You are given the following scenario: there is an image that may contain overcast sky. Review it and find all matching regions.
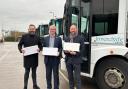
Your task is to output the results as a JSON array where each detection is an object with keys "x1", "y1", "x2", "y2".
[{"x1": 0, "y1": 0, "x2": 66, "y2": 32}]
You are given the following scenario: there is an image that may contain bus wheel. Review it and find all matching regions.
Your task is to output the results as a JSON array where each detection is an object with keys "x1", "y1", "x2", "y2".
[{"x1": 95, "y1": 58, "x2": 128, "y2": 89}]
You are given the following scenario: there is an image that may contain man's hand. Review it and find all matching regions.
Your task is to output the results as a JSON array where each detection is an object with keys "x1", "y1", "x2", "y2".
[
  {"x1": 64, "y1": 50, "x2": 70, "y2": 53},
  {"x1": 57, "y1": 52, "x2": 60, "y2": 56},
  {"x1": 21, "y1": 49, "x2": 25, "y2": 54},
  {"x1": 70, "y1": 51, "x2": 76, "y2": 55},
  {"x1": 37, "y1": 48, "x2": 40, "y2": 52}
]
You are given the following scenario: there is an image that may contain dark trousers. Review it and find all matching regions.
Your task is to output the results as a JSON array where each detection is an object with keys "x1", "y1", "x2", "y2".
[
  {"x1": 66, "y1": 63, "x2": 81, "y2": 89},
  {"x1": 24, "y1": 67, "x2": 37, "y2": 88},
  {"x1": 45, "y1": 63, "x2": 59, "y2": 89}
]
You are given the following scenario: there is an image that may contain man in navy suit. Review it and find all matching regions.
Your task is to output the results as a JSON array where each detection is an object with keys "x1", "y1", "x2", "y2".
[{"x1": 42, "y1": 25, "x2": 62, "y2": 89}]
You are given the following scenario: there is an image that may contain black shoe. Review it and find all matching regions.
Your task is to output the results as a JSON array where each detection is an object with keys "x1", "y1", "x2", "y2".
[
  {"x1": 24, "y1": 86, "x2": 27, "y2": 89},
  {"x1": 33, "y1": 85, "x2": 40, "y2": 89}
]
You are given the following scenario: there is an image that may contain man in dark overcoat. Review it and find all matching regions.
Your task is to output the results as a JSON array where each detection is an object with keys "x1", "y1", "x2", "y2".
[
  {"x1": 64, "y1": 24, "x2": 84, "y2": 89},
  {"x1": 18, "y1": 24, "x2": 42, "y2": 89}
]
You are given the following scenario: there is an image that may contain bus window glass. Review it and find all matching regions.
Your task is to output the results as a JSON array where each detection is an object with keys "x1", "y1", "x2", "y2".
[
  {"x1": 58, "y1": 19, "x2": 63, "y2": 36},
  {"x1": 72, "y1": 0, "x2": 79, "y2": 7},
  {"x1": 80, "y1": 0, "x2": 91, "y2": 73},
  {"x1": 81, "y1": 0, "x2": 90, "y2": 41},
  {"x1": 59, "y1": 22, "x2": 63, "y2": 35},
  {"x1": 72, "y1": 14, "x2": 78, "y2": 26},
  {"x1": 63, "y1": 0, "x2": 80, "y2": 36},
  {"x1": 95, "y1": 22, "x2": 108, "y2": 35},
  {"x1": 56, "y1": 22, "x2": 59, "y2": 35},
  {"x1": 81, "y1": 17, "x2": 88, "y2": 33},
  {"x1": 92, "y1": 0, "x2": 119, "y2": 36},
  {"x1": 71, "y1": 0, "x2": 79, "y2": 25},
  {"x1": 40, "y1": 25, "x2": 44, "y2": 37},
  {"x1": 44, "y1": 25, "x2": 49, "y2": 35}
]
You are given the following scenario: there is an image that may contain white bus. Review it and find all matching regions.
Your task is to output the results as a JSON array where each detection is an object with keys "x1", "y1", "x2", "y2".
[
  {"x1": 0, "y1": 32, "x2": 4, "y2": 43},
  {"x1": 61, "y1": 0, "x2": 128, "y2": 89}
]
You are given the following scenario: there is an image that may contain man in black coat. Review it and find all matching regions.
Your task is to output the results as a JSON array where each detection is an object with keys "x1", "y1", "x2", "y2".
[
  {"x1": 64, "y1": 24, "x2": 84, "y2": 89},
  {"x1": 43, "y1": 25, "x2": 62, "y2": 89},
  {"x1": 18, "y1": 24, "x2": 42, "y2": 89}
]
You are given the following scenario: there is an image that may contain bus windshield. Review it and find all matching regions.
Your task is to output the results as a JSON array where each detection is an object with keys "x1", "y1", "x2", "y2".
[
  {"x1": 71, "y1": 0, "x2": 80, "y2": 26},
  {"x1": 71, "y1": 0, "x2": 90, "y2": 35},
  {"x1": 63, "y1": 0, "x2": 90, "y2": 37}
]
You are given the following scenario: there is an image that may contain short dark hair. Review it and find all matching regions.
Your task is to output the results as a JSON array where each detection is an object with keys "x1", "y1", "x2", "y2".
[{"x1": 29, "y1": 24, "x2": 36, "y2": 28}]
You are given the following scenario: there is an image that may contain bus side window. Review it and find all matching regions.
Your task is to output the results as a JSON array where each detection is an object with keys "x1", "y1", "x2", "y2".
[{"x1": 92, "y1": 0, "x2": 119, "y2": 36}]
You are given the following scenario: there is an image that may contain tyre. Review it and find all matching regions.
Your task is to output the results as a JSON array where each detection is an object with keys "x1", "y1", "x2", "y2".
[{"x1": 95, "y1": 58, "x2": 128, "y2": 89}]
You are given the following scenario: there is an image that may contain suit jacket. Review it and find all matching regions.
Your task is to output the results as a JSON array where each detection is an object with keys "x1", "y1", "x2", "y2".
[
  {"x1": 64, "y1": 35, "x2": 84, "y2": 64},
  {"x1": 43, "y1": 35, "x2": 62, "y2": 65},
  {"x1": 18, "y1": 33, "x2": 42, "y2": 68}
]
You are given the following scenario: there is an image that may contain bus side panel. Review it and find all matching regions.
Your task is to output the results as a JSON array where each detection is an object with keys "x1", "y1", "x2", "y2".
[{"x1": 90, "y1": 45, "x2": 128, "y2": 76}]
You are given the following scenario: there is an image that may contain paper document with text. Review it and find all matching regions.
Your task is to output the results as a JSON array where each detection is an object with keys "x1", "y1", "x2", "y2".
[
  {"x1": 63, "y1": 42, "x2": 80, "y2": 52},
  {"x1": 42, "y1": 47, "x2": 58, "y2": 56},
  {"x1": 23, "y1": 45, "x2": 39, "y2": 56}
]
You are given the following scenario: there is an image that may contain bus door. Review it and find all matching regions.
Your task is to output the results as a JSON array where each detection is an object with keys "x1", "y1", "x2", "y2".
[
  {"x1": 71, "y1": 0, "x2": 91, "y2": 73},
  {"x1": 80, "y1": 0, "x2": 91, "y2": 74}
]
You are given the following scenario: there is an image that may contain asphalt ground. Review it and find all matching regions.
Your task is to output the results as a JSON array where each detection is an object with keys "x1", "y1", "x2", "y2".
[{"x1": 0, "y1": 42, "x2": 99, "y2": 89}]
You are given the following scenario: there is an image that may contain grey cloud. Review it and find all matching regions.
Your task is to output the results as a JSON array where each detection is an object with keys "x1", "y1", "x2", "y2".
[{"x1": 0, "y1": 0, "x2": 66, "y2": 32}]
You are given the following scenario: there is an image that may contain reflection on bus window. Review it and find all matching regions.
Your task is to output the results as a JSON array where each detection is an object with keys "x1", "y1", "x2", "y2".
[{"x1": 72, "y1": 14, "x2": 78, "y2": 26}]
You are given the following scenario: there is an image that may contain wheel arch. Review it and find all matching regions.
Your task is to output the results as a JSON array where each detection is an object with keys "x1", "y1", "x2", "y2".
[{"x1": 93, "y1": 55, "x2": 128, "y2": 78}]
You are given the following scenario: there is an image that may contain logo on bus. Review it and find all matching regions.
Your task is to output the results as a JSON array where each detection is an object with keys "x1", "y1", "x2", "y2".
[{"x1": 95, "y1": 36, "x2": 124, "y2": 45}]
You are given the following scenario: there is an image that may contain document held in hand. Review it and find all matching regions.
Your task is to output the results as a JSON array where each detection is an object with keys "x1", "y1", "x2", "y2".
[
  {"x1": 63, "y1": 42, "x2": 80, "y2": 52},
  {"x1": 23, "y1": 45, "x2": 39, "y2": 56},
  {"x1": 42, "y1": 47, "x2": 58, "y2": 56}
]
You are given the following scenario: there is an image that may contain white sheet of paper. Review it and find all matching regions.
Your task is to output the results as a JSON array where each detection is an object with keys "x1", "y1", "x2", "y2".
[
  {"x1": 63, "y1": 42, "x2": 80, "y2": 52},
  {"x1": 42, "y1": 47, "x2": 58, "y2": 56},
  {"x1": 23, "y1": 45, "x2": 39, "y2": 56}
]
